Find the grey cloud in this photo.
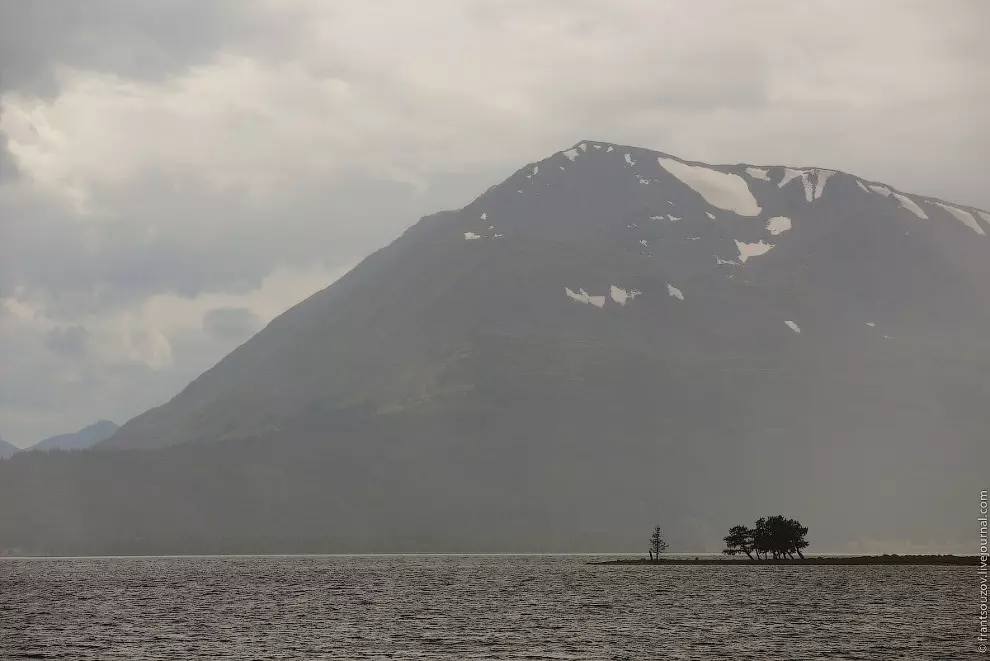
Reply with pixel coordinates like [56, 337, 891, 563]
[43, 324, 89, 357]
[203, 307, 262, 341]
[0, 170, 441, 318]
[0, 357, 177, 445]
[0, 318, 231, 444]
[0, 133, 19, 181]
[0, 0, 251, 96]
[0, 0, 258, 178]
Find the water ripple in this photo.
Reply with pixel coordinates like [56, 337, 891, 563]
[0, 555, 973, 660]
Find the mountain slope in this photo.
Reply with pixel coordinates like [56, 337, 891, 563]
[28, 421, 119, 452]
[2, 141, 988, 554]
[0, 438, 18, 460]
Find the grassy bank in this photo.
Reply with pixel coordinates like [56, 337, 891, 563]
[592, 554, 978, 566]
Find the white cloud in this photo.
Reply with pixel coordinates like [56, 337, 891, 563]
[3, 263, 340, 366]
[3, 1, 986, 211]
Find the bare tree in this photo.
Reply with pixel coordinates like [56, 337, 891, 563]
[648, 525, 669, 561]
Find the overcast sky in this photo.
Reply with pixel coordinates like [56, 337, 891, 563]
[0, 0, 987, 446]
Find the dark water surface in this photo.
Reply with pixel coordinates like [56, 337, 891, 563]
[0, 555, 974, 660]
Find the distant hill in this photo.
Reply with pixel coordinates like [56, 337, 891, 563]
[28, 421, 119, 452]
[0, 438, 19, 460]
[1, 140, 987, 554]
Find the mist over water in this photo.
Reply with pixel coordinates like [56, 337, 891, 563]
[0, 555, 970, 660]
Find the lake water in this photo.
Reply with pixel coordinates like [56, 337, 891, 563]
[0, 555, 974, 660]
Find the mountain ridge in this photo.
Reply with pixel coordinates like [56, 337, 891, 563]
[0, 438, 18, 460]
[29, 420, 119, 453]
[517, 139, 988, 218]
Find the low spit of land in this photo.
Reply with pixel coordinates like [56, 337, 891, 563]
[593, 554, 978, 566]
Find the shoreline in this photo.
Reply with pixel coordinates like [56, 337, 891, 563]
[592, 554, 979, 566]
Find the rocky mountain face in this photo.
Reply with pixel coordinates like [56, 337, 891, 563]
[1, 141, 987, 554]
[28, 420, 119, 452]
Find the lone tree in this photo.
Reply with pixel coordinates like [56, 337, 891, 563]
[723, 516, 809, 561]
[648, 525, 669, 561]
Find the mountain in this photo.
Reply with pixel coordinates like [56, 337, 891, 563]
[2, 140, 988, 555]
[0, 438, 19, 460]
[27, 421, 119, 452]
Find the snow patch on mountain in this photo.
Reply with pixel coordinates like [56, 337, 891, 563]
[735, 240, 775, 263]
[666, 284, 684, 300]
[746, 167, 771, 181]
[780, 168, 831, 202]
[563, 148, 580, 162]
[933, 202, 985, 235]
[706, 212, 716, 220]
[766, 216, 792, 236]
[869, 184, 892, 197]
[813, 170, 835, 199]
[566, 288, 606, 308]
[657, 157, 762, 216]
[863, 322, 890, 338]
[465, 223, 503, 240]
[856, 180, 871, 193]
[780, 168, 803, 188]
[568, 283, 645, 308]
[610, 286, 641, 306]
[785, 320, 801, 334]
[624, 153, 635, 166]
[892, 192, 927, 219]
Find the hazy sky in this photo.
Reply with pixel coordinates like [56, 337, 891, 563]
[1, 0, 987, 445]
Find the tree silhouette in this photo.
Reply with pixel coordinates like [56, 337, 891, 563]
[752, 517, 773, 560]
[723, 516, 809, 561]
[648, 525, 668, 561]
[782, 516, 809, 559]
[722, 524, 755, 560]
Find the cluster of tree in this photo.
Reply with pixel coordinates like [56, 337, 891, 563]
[723, 515, 809, 560]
